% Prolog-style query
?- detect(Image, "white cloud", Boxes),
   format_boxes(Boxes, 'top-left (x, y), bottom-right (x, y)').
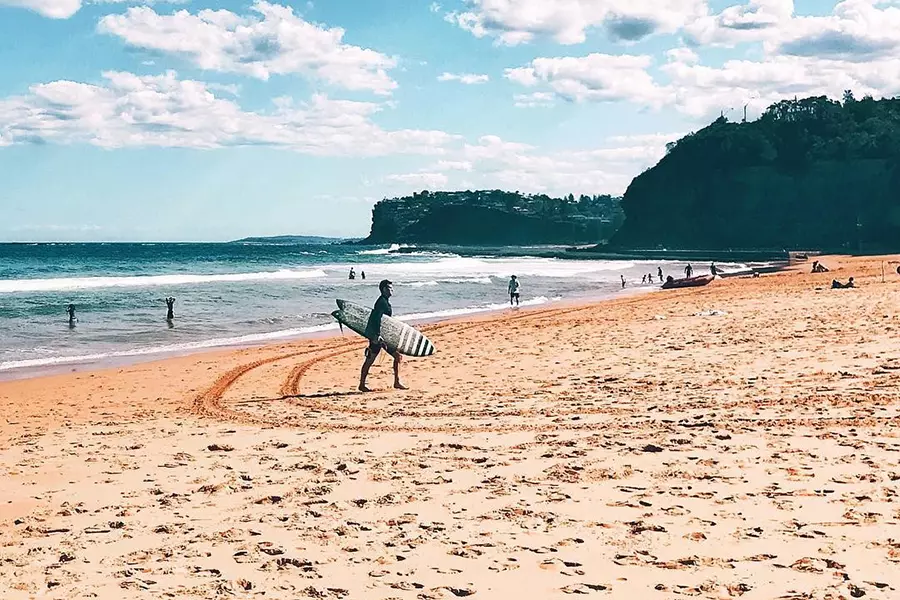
top-left (0, 0), bottom-right (183, 18)
top-left (513, 91), bottom-right (555, 108)
top-left (385, 172), bottom-right (449, 188)
top-left (437, 72), bottom-right (490, 84)
top-left (505, 53), bottom-right (668, 106)
top-left (444, 0), bottom-right (707, 45)
top-left (98, 1), bottom-right (398, 94)
top-left (684, 0), bottom-right (794, 46)
top-left (0, 0), bottom-right (81, 18)
top-left (386, 132), bottom-right (682, 196)
top-left (0, 71), bottom-right (458, 155)
top-left (434, 160), bottom-right (474, 170)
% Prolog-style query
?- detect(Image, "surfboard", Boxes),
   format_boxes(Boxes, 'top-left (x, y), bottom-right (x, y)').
top-left (331, 299), bottom-right (436, 357)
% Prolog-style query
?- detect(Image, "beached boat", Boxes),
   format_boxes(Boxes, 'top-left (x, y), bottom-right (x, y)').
top-left (661, 274), bottom-right (715, 289)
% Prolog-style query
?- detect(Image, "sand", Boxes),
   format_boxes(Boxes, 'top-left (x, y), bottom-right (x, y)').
top-left (1, 254), bottom-right (899, 599)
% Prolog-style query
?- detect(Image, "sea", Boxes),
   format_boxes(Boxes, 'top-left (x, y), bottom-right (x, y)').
top-left (0, 242), bottom-right (753, 379)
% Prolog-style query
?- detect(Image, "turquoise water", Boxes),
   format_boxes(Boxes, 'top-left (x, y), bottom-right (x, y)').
top-left (0, 242), bottom-right (739, 376)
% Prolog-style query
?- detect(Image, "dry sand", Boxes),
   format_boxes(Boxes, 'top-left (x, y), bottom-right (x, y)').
top-left (1, 255), bottom-right (899, 599)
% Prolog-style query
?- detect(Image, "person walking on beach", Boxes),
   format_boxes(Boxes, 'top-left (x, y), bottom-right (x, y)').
top-left (641, 274), bottom-right (646, 284)
top-left (621, 275), bottom-right (626, 289)
top-left (349, 268), bottom-right (356, 280)
top-left (684, 263), bottom-right (694, 278)
top-left (165, 297), bottom-right (175, 320)
top-left (648, 273), bottom-right (654, 284)
top-left (359, 279), bottom-right (406, 392)
top-left (66, 304), bottom-right (76, 328)
top-left (658, 266), bottom-right (663, 281)
top-left (710, 262), bottom-right (718, 276)
top-left (361, 271), bottom-right (366, 280)
top-left (508, 275), bottom-right (520, 306)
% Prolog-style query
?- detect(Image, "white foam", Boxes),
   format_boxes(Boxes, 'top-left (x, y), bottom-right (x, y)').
top-left (357, 243), bottom-right (410, 255)
top-left (0, 269), bottom-right (327, 293)
top-left (0, 323), bottom-right (340, 372)
top-left (0, 295), bottom-right (559, 373)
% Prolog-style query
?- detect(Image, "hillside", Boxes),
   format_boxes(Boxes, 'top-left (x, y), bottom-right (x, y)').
top-left (360, 190), bottom-right (623, 245)
top-left (610, 93), bottom-right (900, 251)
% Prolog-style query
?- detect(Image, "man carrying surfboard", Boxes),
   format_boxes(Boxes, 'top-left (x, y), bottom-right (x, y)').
top-left (359, 279), bottom-right (406, 392)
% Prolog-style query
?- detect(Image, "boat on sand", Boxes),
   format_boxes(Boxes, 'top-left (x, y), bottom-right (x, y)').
top-left (661, 274), bottom-right (715, 290)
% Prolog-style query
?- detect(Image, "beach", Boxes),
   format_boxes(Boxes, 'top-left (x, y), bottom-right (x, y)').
top-left (2, 254), bottom-right (899, 599)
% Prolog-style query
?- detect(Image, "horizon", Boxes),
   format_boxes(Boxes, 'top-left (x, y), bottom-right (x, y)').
top-left (2, 0), bottom-right (898, 241)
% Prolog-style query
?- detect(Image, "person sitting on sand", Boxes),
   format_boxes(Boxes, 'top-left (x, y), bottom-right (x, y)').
top-left (831, 277), bottom-right (855, 289)
top-left (508, 275), bottom-right (520, 306)
top-left (66, 304), bottom-right (76, 327)
top-left (165, 297), bottom-right (175, 320)
top-left (812, 261), bottom-right (830, 273)
top-left (359, 279), bottom-right (405, 392)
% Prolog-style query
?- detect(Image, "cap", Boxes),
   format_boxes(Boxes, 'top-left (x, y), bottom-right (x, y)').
top-left (379, 279), bottom-right (392, 290)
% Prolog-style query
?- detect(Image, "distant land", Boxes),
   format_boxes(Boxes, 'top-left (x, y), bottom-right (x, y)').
top-left (610, 92), bottom-right (900, 253)
top-left (359, 190), bottom-right (623, 245)
top-left (229, 235), bottom-right (355, 245)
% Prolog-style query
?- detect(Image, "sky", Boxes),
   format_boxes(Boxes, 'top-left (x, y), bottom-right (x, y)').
top-left (1, 0), bottom-right (899, 241)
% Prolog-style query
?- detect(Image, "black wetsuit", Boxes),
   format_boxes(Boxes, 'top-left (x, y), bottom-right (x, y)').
top-left (364, 295), bottom-right (392, 356)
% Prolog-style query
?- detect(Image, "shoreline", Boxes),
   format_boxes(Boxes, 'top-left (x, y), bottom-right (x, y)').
top-left (0, 285), bottom-right (660, 383)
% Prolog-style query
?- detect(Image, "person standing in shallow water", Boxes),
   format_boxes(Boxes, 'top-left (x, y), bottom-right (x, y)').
top-left (620, 275), bottom-right (626, 289)
top-left (165, 297), bottom-right (175, 320)
top-left (66, 304), bottom-right (76, 328)
top-left (658, 266), bottom-right (663, 281)
top-left (684, 263), bottom-right (694, 278)
top-left (359, 279), bottom-right (405, 392)
top-left (508, 275), bottom-right (520, 306)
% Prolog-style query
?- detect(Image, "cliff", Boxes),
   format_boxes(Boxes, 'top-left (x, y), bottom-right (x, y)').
top-left (611, 94), bottom-right (900, 251)
top-left (361, 190), bottom-right (623, 245)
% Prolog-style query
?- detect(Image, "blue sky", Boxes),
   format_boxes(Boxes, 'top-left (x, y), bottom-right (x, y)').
top-left (0, 0), bottom-right (897, 241)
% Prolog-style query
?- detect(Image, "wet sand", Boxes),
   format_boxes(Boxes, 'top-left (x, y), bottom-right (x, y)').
top-left (2, 254), bottom-right (899, 599)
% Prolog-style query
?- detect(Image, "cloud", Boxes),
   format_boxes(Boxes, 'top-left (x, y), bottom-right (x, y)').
top-left (383, 132), bottom-right (682, 196)
top-left (437, 72), bottom-right (490, 84)
top-left (0, 0), bottom-right (81, 18)
top-left (443, 0), bottom-right (706, 45)
top-left (0, 0), bottom-right (181, 18)
top-left (98, 1), bottom-right (398, 94)
top-left (504, 53), bottom-right (668, 106)
top-left (772, 0), bottom-right (900, 61)
top-left (513, 91), bottom-right (555, 108)
top-left (0, 70), bottom-right (458, 155)
top-left (684, 0), bottom-right (794, 46)
top-left (385, 172), bottom-right (449, 188)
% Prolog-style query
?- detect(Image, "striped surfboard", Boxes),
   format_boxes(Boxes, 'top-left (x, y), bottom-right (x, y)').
top-left (331, 299), bottom-right (436, 357)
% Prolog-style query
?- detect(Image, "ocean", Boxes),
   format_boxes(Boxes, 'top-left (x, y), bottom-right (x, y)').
top-left (0, 242), bottom-right (748, 378)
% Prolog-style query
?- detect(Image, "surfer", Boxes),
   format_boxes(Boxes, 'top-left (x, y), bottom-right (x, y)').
top-left (359, 279), bottom-right (406, 392)
top-left (66, 304), bottom-right (76, 328)
top-left (349, 268), bottom-right (356, 280)
top-left (508, 275), bottom-right (520, 306)
top-left (684, 263), bottom-right (694, 278)
top-left (165, 297), bottom-right (175, 320)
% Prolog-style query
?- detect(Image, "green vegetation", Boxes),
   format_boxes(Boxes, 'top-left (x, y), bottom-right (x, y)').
top-left (362, 190), bottom-right (623, 245)
top-left (611, 92), bottom-right (900, 251)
